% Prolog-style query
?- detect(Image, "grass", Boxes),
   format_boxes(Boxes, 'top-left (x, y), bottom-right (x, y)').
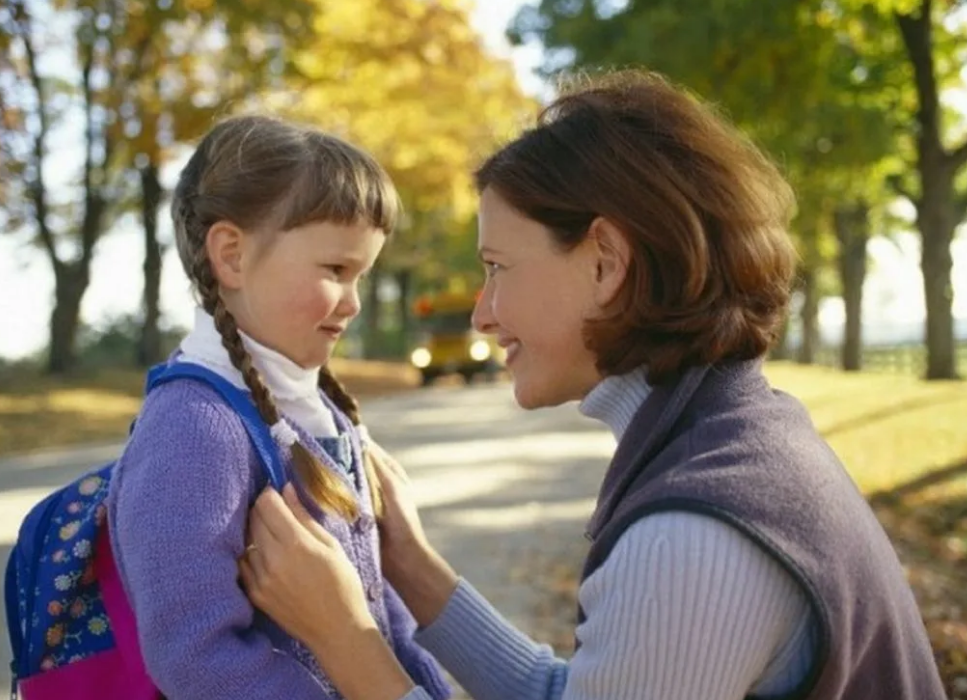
top-left (764, 362), bottom-right (967, 499)
top-left (0, 359), bottom-right (420, 458)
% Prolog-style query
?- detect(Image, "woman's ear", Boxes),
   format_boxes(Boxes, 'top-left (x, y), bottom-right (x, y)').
top-left (588, 216), bottom-right (632, 306)
top-left (205, 221), bottom-right (247, 290)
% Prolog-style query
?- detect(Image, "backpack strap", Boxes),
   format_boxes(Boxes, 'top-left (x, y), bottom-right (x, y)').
top-left (145, 362), bottom-right (287, 491)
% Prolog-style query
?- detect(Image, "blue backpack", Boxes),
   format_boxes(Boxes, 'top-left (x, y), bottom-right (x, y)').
top-left (4, 362), bottom-right (287, 700)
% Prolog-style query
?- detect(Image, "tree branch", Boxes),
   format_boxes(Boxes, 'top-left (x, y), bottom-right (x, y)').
top-left (12, 0), bottom-right (58, 270)
top-left (949, 138), bottom-right (967, 172)
top-left (887, 174), bottom-right (918, 207)
top-left (79, 16), bottom-right (99, 266)
top-left (895, 1), bottom-right (944, 159)
top-left (954, 189), bottom-right (967, 224)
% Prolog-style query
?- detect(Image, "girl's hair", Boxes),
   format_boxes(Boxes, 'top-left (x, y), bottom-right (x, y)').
top-left (476, 70), bottom-right (798, 385)
top-left (171, 115), bottom-right (398, 520)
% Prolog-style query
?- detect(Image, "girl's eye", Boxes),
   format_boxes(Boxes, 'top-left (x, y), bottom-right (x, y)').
top-left (322, 264), bottom-right (346, 277)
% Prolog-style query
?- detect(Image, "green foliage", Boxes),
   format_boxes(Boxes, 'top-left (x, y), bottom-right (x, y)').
top-left (511, 0), bottom-right (936, 281)
top-left (76, 314), bottom-right (184, 369)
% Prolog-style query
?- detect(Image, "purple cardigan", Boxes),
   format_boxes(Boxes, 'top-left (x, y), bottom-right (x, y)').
top-left (107, 377), bottom-right (450, 699)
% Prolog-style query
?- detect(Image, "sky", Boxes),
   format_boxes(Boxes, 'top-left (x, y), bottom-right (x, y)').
top-left (0, 0), bottom-right (965, 360)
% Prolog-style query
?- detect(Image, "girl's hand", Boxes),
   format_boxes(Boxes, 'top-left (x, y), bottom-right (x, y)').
top-left (240, 484), bottom-right (373, 649)
top-left (366, 444), bottom-right (460, 627)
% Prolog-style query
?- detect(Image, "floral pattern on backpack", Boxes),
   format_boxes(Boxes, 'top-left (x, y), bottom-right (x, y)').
top-left (17, 470), bottom-right (116, 673)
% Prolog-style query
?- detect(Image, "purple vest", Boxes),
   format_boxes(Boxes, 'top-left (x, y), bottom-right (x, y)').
top-left (581, 360), bottom-right (944, 699)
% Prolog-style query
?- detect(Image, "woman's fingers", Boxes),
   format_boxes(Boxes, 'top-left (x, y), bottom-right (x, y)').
top-left (238, 551), bottom-right (272, 613)
top-left (253, 486), bottom-right (312, 542)
top-left (238, 551), bottom-right (256, 589)
top-left (282, 483), bottom-right (341, 545)
top-left (373, 442), bottom-right (407, 480)
top-left (371, 450), bottom-right (404, 496)
top-left (252, 488), bottom-right (297, 540)
top-left (252, 484), bottom-right (340, 551)
top-left (282, 483), bottom-right (317, 529)
top-left (249, 493), bottom-right (284, 547)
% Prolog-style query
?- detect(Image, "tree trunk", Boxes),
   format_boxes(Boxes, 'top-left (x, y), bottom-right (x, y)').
top-left (48, 263), bottom-right (89, 374)
top-left (363, 266), bottom-right (381, 359)
top-left (897, 2), bottom-right (962, 379)
top-left (396, 268), bottom-right (412, 344)
top-left (137, 161), bottom-right (164, 367)
top-left (919, 182), bottom-right (958, 379)
top-left (797, 266), bottom-right (819, 365)
top-left (834, 203), bottom-right (869, 372)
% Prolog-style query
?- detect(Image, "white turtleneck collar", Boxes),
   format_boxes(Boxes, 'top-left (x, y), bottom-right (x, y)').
top-left (179, 307), bottom-right (339, 437)
top-left (578, 365), bottom-right (653, 442)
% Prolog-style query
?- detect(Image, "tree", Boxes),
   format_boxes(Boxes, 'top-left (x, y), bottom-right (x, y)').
top-left (1, 0), bottom-right (137, 373)
top-left (835, 202), bottom-right (871, 370)
top-left (284, 0), bottom-right (536, 354)
top-left (0, 0), bottom-right (319, 372)
top-left (882, 0), bottom-right (966, 378)
top-left (113, 1), bottom-right (318, 367)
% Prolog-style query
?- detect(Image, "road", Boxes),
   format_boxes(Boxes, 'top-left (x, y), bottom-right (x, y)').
top-left (1, 382), bottom-right (614, 697)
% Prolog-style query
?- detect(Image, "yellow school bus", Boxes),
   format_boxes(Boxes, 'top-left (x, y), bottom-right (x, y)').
top-left (409, 291), bottom-right (504, 386)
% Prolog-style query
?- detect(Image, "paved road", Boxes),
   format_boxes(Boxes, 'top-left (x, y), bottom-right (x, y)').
top-left (1, 382), bottom-right (614, 696)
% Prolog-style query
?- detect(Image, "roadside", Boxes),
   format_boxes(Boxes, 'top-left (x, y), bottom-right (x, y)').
top-left (0, 358), bottom-right (421, 457)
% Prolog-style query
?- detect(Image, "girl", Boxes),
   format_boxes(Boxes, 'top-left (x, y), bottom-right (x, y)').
top-left (238, 72), bottom-right (945, 700)
top-left (106, 116), bottom-right (450, 700)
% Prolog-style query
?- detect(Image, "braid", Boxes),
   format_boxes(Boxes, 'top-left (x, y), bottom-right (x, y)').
top-left (319, 366), bottom-right (384, 518)
top-left (318, 366), bottom-right (360, 424)
top-left (192, 249), bottom-right (358, 520)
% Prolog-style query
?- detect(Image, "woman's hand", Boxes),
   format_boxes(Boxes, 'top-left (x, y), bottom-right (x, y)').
top-left (366, 444), bottom-right (460, 627)
top-left (365, 441), bottom-right (431, 577)
top-left (240, 484), bottom-right (373, 645)
top-left (240, 484), bottom-right (415, 700)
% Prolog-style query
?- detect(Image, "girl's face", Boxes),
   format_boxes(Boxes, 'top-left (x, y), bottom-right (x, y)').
top-left (213, 220), bottom-right (384, 369)
top-left (472, 188), bottom-right (605, 409)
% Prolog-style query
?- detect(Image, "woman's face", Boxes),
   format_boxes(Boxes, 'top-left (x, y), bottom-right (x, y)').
top-left (472, 187), bottom-right (604, 409)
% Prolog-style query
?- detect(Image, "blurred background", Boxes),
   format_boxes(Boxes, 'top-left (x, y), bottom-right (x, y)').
top-left (1, 0), bottom-right (967, 695)
top-left (1, 0), bottom-right (965, 378)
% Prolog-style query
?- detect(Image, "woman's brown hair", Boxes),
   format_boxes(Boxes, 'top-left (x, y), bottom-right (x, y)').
top-left (171, 115), bottom-right (393, 519)
top-left (476, 70), bottom-right (798, 384)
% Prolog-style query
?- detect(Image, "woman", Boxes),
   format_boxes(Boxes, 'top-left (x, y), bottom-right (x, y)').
top-left (238, 71), bottom-right (945, 700)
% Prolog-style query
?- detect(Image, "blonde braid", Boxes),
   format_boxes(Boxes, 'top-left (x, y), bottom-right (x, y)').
top-left (319, 366), bottom-right (384, 518)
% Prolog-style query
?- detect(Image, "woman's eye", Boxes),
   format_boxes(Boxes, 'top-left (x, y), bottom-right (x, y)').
top-left (322, 264), bottom-right (346, 277)
top-left (483, 261), bottom-right (502, 276)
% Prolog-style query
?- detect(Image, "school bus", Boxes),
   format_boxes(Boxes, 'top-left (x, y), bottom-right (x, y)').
top-left (408, 291), bottom-right (504, 385)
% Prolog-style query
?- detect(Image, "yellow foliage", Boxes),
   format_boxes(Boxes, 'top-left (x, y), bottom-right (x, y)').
top-left (281, 0), bottom-right (538, 233)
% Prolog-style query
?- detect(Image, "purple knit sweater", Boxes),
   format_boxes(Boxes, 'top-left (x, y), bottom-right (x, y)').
top-left (106, 377), bottom-right (450, 700)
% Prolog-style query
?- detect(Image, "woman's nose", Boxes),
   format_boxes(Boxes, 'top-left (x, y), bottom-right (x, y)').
top-left (472, 283), bottom-right (496, 334)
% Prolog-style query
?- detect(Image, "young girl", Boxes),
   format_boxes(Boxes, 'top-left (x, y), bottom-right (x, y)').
top-left (106, 116), bottom-right (450, 699)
